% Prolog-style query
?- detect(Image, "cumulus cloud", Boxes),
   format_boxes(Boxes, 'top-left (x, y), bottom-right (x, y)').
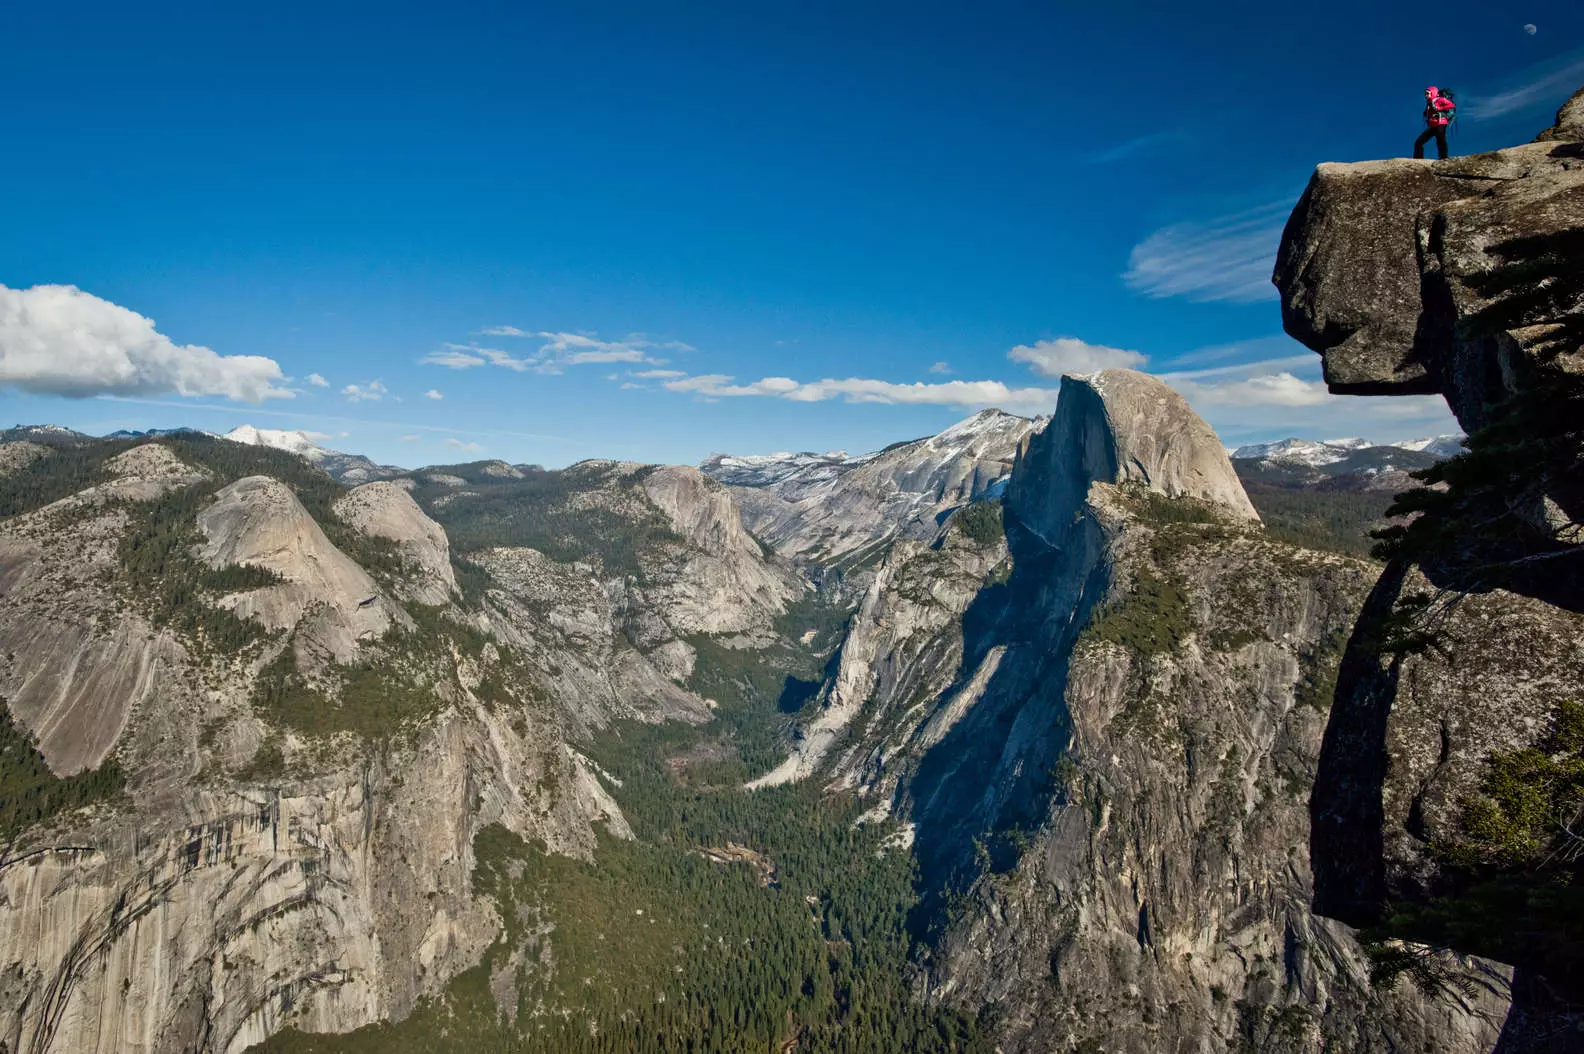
top-left (1007, 337), bottom-right (1148, 378)
top-left (443, 437), bottom-right (483, 453)
top-left (424, 389), bottom-right (443, 400)
top-left (305, 372), bottom-right (329, 388)
top-left (1124, 202), bottom-right (1289, 303)
top-left (661, 373), bottom-right (1059, 415)
top-left (342, 380), bottom-right (388, 403)
top-left (0, 283), bottom-right (292, 402)
top-left (928, 361), bottom-right (952, 374)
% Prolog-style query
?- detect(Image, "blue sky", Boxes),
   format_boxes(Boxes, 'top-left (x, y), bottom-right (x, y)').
top-left (1, 1), bottom-right (1581, 468)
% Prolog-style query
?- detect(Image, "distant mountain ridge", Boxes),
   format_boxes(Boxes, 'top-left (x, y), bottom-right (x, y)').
top-left (1232, 433), bottom-right (1464, 466)
top-left (701, 407), bottom-right (1040, 566)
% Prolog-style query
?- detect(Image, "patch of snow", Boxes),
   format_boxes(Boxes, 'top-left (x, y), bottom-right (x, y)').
top-left (223, 424), bottom-right (336, 460)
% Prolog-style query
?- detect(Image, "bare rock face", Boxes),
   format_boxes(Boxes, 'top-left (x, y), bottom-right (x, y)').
top-left (469, 545), bottom-right (711, 734)
top-left (0, 451), bottom-right (642, 1054)
top-left (334, 481), bottom-right (458, 605)
top-left (755, 372), bottom-right (1501, 1050)
top-left (636, 465), bottom-right (803, 636)
top-left (198, 476), bottom-right (397, 661)
top-left (705, 408), bottom-right (1038, 566)
top-left (1276, 87), bottom-right (1584, 1049)
top-left (1009, 370), bottom-right (1258, 545)
top-left (1273, 86), bottom-right (1584, 427)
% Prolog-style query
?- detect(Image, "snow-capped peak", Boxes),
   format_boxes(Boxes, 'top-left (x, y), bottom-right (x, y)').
top-left (1232, 434), bottom-right (1467, 467)
top-left (223, 425), bottom-right (340, 461)
top-left (1394, 434), bottom-right (1466, 457)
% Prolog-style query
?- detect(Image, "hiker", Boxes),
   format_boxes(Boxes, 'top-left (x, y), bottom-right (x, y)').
top-left (1414, 86), bottom-right (1456, 159)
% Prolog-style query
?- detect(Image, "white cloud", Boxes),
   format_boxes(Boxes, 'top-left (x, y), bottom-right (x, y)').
top-left (1465, 52), bottom-right (1584, 120)
top-left (0, 283), bottom-right (292, 402)
top-left (619, 382), bottom-right (645, 390)
top-left (399, 434), bottom-right (421, 442)
top-left (1524, 23), bottom-right (1538, 35)
top-left (1124, 202), bottom-right (1289, 303)
top-left (1007, 337), bottom-right (1148, 378)
top-left (305, 372), bottom-right (329, 388)
top-left (633, 368), bottom-right (686, 379)
top-left (1086, 131), bottom-right (1185, 165)
top-left (1155, 357), bottom-right (1461, 444)
top-left (424, 331), bottom-right (687, 376)
top-left (424, 389), bottom-right (443, 400)
top-left (443, 437), bottom-right (483, 453)
top-left (928, 361), bottom-right (952, 374)
top-left (1170, 371), bottom-right (1331, 408)
top-left (342, 380), bottom-right (388, 403)
top-left (422, 348), bottom-right (488, 369)
top-left (661, 373), bottom-right (1059, 415)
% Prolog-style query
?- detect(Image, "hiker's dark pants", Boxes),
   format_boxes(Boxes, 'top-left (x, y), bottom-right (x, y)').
top-left (1414, 125), bottom-right (1449, 159)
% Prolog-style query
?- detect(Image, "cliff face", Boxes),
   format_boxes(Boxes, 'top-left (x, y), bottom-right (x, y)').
top-left (1274, 88), bottom-right (1583, 430)
top-left (0, 437), bottom-right (790, 1053)
top-left (704, 408), bottom-right (1038, 567)
top-left (1274, 87), bottom-right (1584, 1050)
top-left (755, 370), bottom-right (1504, 1051)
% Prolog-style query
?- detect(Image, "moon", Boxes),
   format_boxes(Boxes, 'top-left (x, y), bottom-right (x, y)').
top-left (1524, 23), bottom-right (1538, 34)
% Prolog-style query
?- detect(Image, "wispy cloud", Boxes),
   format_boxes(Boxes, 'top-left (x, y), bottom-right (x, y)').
top-left (399, 434), bottom-right (421, 442)
top-left (424, 389), bottom-right (443, 400)
top-left (1086, 130), bottom-right (1186, 165)
top-left (1155, 334), bottom-right (1300, 370)
top-left (422, 348), bottom-right (489, 369)
top-left (661, 374), bottom-right (1060, 415)
top-left (633, 368), bottom-right (686, 379)
top-left (0, 283), bottom-right (292, 402)
top-left (928, 361), bottom-right (952, 374)
top-left (342, 380), bottom-right (388, 403)
top-left (1124, 201), bottom-right (1289, 303)
top-left (1158, 354), bottom-right (1314, 382)
top-left (1465, 51), bottom-right (1584, 120)
top-left (305, 372), bottom-right (329, 388)
top-left (1007, 337), bottom-right (1147, 377)
top-left (443, 437), bottom-right (484, 453)
top-left (1153, 355), bottom-right (1459, 443)
top-left (424, 331), bottom-right (685, 375)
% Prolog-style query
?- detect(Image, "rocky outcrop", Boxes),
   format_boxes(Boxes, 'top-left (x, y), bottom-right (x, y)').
top-left (1009, 370), bottom-right (1257, 544)
top-left (0, 698), bottom-right (621, 1054)
top-left (636, 465), bottom-right (803, 637)
top-left (1273, 86), bottom-right (1584, 427)
top-left (470, 545), bottom-right (711, 734)
top-left (0, 445), bottom-right (652, 1053)
top-left (334, 481), bottom-right (458, 605)
top-left (706, 408), bottom-right (1039, 566)
top-left (199, 476), bottom-right (399, 662)
top-left (748, 369), bottom-right (1499, 1051)
top-left (1276, 87), bottom-right (1584, 1050)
